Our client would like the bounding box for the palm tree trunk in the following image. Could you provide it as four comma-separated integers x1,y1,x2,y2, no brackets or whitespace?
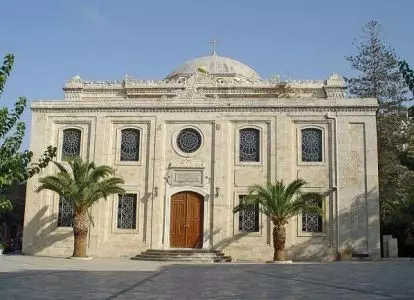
72,211,89,257
273,224,286,261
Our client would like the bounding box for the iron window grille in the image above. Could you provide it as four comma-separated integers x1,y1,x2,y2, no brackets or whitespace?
238,195,259,232
301,128,323,162
239,128,260,162
117,194,137,229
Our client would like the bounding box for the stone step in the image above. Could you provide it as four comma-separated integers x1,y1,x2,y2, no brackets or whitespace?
134,254,224,260
143,251,224,257
145,249,221,254
132,255,232,263
131,249,232,263
132,255,214,262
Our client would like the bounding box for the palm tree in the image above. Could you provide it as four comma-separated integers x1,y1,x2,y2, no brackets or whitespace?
36,158,125,257
233,179,322,261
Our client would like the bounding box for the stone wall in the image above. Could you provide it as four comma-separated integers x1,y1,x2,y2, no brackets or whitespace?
23,88,379,261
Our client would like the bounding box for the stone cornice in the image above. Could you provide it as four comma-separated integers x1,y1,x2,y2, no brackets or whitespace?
65,77,329,90
31,97,378,113
63,73,347,100
31,107,378,114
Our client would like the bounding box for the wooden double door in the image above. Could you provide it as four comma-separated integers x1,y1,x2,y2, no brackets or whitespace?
170,191,204,248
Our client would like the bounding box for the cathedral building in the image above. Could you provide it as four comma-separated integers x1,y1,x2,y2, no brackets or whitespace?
23,52,381,261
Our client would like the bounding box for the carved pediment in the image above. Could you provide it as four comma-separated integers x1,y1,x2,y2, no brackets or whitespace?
168,159,205,169
192,72,220,85
172,72,220,100
166,159,207,187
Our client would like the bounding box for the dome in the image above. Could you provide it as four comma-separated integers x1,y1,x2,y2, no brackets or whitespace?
166,54,261,81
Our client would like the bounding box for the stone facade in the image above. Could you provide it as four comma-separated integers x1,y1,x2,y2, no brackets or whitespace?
23,54,381,261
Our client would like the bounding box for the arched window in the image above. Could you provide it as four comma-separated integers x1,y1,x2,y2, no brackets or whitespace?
120,129,140,161
301,128,322,162
62,128,81,160
239,128,260,162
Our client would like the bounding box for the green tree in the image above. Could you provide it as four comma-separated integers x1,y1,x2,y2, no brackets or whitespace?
36,158,125,257
233,179,322,261
0,54,56,214
383,191,414,245
346,21,408,110
398,61,414,96
346,21,414,228
397,61,414,172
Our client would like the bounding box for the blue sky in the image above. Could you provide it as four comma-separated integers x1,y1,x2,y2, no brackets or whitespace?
1,0,413,149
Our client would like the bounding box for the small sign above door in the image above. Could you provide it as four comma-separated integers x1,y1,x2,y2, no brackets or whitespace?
166,160,206,187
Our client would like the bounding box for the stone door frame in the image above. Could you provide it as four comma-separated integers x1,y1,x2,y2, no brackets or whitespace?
163,186,211,250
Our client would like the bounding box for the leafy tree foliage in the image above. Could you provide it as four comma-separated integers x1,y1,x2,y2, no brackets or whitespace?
233,179,322,261
346,21,414,246
0,54,56,214
398,61,414,96
36,159,125,257
346,21,409,110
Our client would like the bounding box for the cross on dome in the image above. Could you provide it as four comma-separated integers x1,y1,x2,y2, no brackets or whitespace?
208,39,218,55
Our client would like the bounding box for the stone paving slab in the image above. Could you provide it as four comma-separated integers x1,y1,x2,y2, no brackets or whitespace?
1,256,414,299
0,255,168,272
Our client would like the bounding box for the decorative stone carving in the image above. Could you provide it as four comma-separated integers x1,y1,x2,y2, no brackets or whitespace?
65,75,83,88
172,73,212,100
61,70,352,103
31,105,379,114
169,159,205,169
326,73,346,87
158,95,168,103
324,87,346,98
166,168,205,187
83,80,124,88
166,159,206,187
286,80,325,88
64,91,82,101
324,73,346,98
172,170,203,186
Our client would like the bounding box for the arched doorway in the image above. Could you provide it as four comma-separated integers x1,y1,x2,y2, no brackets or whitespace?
170,191,204,248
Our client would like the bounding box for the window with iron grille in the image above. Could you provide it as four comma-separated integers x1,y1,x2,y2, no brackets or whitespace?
239,128,260,162
301,128,322,162
117,194,137,229
62,128,81,160
120,129,140,161
302,198,323,233
58,196,73,227
238,195,259,232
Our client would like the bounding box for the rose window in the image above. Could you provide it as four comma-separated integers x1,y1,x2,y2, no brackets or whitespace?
176,128,202,153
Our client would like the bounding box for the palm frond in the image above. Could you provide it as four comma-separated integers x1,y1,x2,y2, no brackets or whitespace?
88,165,115,182
36,176,68,194
287,192,323,219
36,158,125,212
233,179,323,225
284,179,307,201
52,161,69,175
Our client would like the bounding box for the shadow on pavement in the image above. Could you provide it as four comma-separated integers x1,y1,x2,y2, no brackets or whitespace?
1,263,414,299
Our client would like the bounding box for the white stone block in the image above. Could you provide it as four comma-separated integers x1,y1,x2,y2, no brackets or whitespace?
388,238,398,258
382,235,392,258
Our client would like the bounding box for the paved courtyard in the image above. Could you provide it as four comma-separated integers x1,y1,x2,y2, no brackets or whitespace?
1,256,414,299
